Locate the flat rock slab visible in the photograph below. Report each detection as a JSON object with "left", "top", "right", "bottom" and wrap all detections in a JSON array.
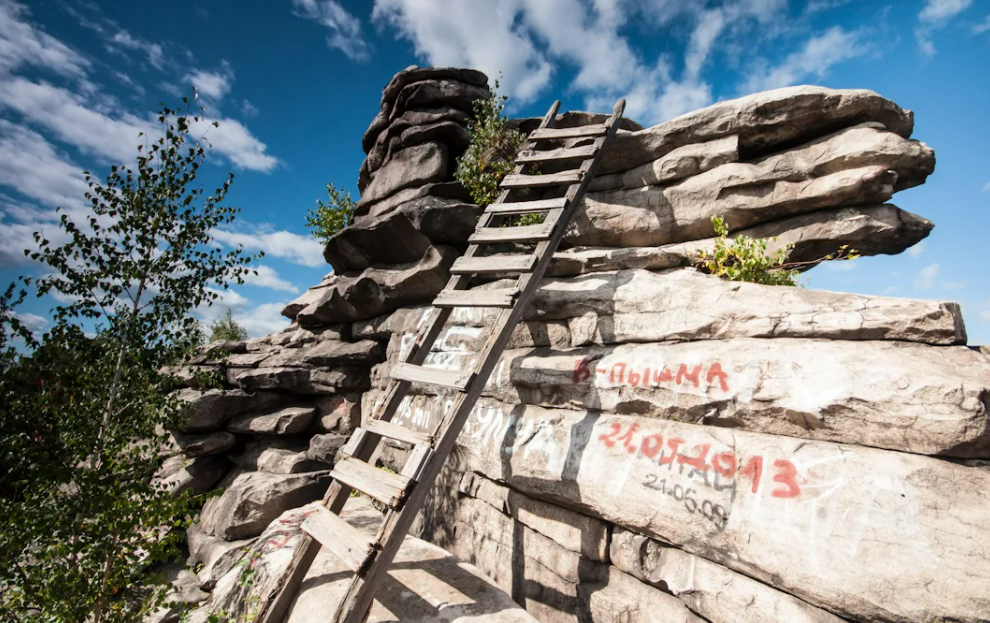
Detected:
[{"left": 454, "top": 401, "right": 990, "bottom": 623}]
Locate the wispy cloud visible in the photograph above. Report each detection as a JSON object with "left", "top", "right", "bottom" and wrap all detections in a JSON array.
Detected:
[
  {"left": 0, "top": 0, "right": 90, "bottom": 77},
  {"left": 108, "top": 29, "right": 165, "bottom": 69},
  {"left": 741, "top": 26, "right": 868, "bottom": 93},
  {"left": 212, "top": 227, "right": 325, "bottom": 268},
  {"left": 982, "top": 179, "right": 990, "bottom": 192},
  {"left": 242, "top": 265, "right": 301, "bottom": 293},
  {"left": 974, "top": 13, "right": 990, "bottom": 34},
  {"left": 187, "top": 62, "right": 234, "bottom": 106},
  {"left": 907, "top": 240, "right": 927, "bottom": 258},
  {"left": 916, "top": 0, "right": 974, "bottom": 55},
  {"left": 914, "top": 262, "right": 941, "bottom": 290},
  {"left": 293, "top": 0, "right": 370, "bottom": 62}
]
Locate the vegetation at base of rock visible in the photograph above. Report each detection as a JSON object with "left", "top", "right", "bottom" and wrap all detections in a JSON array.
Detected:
[
  {"left": 0, "top": 99, "right": 260, "bottom": 623},
  {"left": 697, "top": 216, "right": 800, "bottom": 286},
  {"left": 454, "top": 78, "right": 525, "bottom": 208},
  {"left": 305, "top": 182, "right": 355, "bottom": 244},
  {"left": 209, "top": 309, "right": 249, "bottom": 342},
  {"left": 697, "top": 216, "right": 859, "bottom": 286}
]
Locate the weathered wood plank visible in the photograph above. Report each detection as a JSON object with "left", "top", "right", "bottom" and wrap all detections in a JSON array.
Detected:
[
  {"left": 301, "top": 506, "right": 376, "bottom": 573},
  {"left": 501, "top": 171, "right": 583, "bottom": 188},
  {"left": 469, "top": 223, "right": 553, "bottom": 243},
  {"left": 529, "top": 124, "right": 607, "bottom": 140},
  {"left": 485, "top": 197, "right": 568, "bottom": 214},
  {"left": 433, "top": 288, "right": 519, "bottom": 308},
  {"left": 450, "top": 254, "right": 537, "bottom": 275},
  {"left": 330, "top": 457, "right": 412, "bottom": 509},
  {"left": 516, "top": 145, "right": 597, "bottom": 163},
  {"left": 389, "top": 362, "right": 474, "bottom": 391},
  {"left": 362, "top": 419, "right": 432, "bottom": 446}
]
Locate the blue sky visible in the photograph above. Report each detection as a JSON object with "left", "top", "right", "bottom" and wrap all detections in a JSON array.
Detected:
[{"left": 1, "top": 0, "right": 989, "bottom": 342}]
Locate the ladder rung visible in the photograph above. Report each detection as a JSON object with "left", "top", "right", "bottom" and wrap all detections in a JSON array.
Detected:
[
  {"left": 433, "top": 287, "right": 519, "bottom": 308},
  {"left": 390, "top": 362, "right": 475, "bottom": 390},
  {"left": 451, "top": 254, "right": 536, "bottom": 275},
  {"left": 331, "top": 457, "right": 412, "bottom": 509},
  {"left": 362, "top": 419, "right": 432, "bottom": 446},
  {"left": 469, "top": 223, "right": 553, "bottom": 243},
  {"left": 516, "top": 145, "right": 597, "bottom": 163},
  {"left": 301, "top": 506, "right": 377, "bottom": 573},
  {"left": 529, "top": 125, "right": 607, "bottom": 140},
  {"left": 501, "top": 171, "right": 582, "bottom": 188},
  {"left": 485, "top": 197, "right": 567, "bottom": 215}
]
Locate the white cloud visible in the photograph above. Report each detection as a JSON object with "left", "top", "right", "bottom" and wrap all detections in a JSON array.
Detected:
[
  {"left": 294, "top": 0, "right": 371, "bottom": 62},
  {"left": 109, "top": 29, "right": 165, "bottom": 69},
  {"left": 187, "top": 62, "right": 234, "bottom": 105},
  {"left": 14, "top": 311, "right": 47, "bottom": 332},
  {"left": 907, "top": 240, "right": 927, "bottom": 258},
  {"left": 0, "top": 121, "right": 87, "bottom": 209},
  {"left": 916, "top": 0, "right": 974, "bottom": 55},
  {"left": 981, "top": 179, "right": 990, "bottom": 191},
  {"left": 742, "top": 26, "right": 867, "bottom": 93},
  {"left": 0, "top": 77, "right": 277, "bottom": 172},
  {"left": 242, "top": 265, "right": 301, "bottom": 293},
  {"left": 974, "top": 14, "right": 990, "bottom": 34},
  {"left": 197, "top": 292, "right": 290, "bottom": 338},
  {"left": 914, "top": 263, "right": 940, "bottom": 290},
  {"left": 0, "top": 0, "right": 90, "bottom": 78},
  {"left": 212, "top": 228, "right": 325, "bottom": 268}
]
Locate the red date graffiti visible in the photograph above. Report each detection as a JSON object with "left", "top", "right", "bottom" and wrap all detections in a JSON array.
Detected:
[
  {"left": 598, "top": 423, "right": 801, "bottom": 498},
  {"left": 574, "top": 359, "right": 730, "bottom": 392}
]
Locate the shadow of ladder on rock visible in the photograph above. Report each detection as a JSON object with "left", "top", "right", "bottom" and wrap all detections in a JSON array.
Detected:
[{"left": 258, "top": 97, "right": 628, "bottom": 623}]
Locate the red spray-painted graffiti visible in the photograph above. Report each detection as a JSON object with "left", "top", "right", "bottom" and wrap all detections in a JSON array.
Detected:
[
  {"left": 574, "top": 359, "right": 730, "bottom": 392},
  {"left": 598, "top": 422, "right": 801, "bottom": 499}
]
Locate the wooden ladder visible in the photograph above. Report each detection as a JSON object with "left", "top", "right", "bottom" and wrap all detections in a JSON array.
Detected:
[{"left": 258, "top": 97, "right": 626, "bottom": 623}]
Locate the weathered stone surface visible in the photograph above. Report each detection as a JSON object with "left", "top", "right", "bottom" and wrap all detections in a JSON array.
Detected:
[
  {"left": 585, "top": 567, "right": 706, "bottom": 623},
  {"left": 362, "top": 109, "right": 389, "bottom": 154},
  {"left": 171, "top": 430, "right": 238, "bottom": 457},
  {"left": 226, "top": 366, "right": 369, "bottom": 394},
  {"left": 359, "top": 142, "right": 449, "bottom": 207},
  {"left": 176, "top": 388, "right": 283, "bottom": 432},
  {"left": 365, "top": 107, "right": 470, "bottom": 173},
  {"left": 200, "top": 470, "right": 330, "bottom": 540},
  {"left": 281, "top": 274, "right": 335, "bottom": 320},
  {"left": 361, "top": 194, "right": 483, "bottom": 246},
  {"left": 313, "top": 393, "right": 361, "bottom": 433},
  {"left": 353, "top": 181, "right": 471, "bottom": 221},
  {"left": 223, "top": 352, "right": 271, "bottom": 367},
  {"left": 231, "top": 440, "right": 330, "bottom": 474},
  {"left": 527, "top": 268, "right": 966, "bottom": 346},
  {"left": 306, "top": 433, "right": 346, "bottom": 463},
  {"left": 610, "top": 528, "right": 846, "bottom": 623},
  {"left": 455, "top": 403, "right": 990, "bottom": 623},
  {"left": 380, "top": 120, "right": 469, "bottom": 171},
  {"left": 186, "top": 522, "right": 254, "bottom": 590},
  {"left": 295, "top": 245, "right": 456, "bottom": 325},
  {"left": 459, "top": 471, "right": 609, "bottom": 561},
  {"left": 548, "top": 245, "right": 684, "bottom": 277},
  {"left": 589, "top": 135, "right": 739, "bottom": 192},
  {"left": 323, "top": 212, "right": 433, "bottom": 272},
  {"left": 227, "top": 406, "right": 316, "bottom": 435},
  {"left": 156, "top": 455, "right": 230, "bottom": 496},
  {"left": 571, "top": 125, "right": 933, "bottom": 247},
  {"left": 188, "top": 497, "right": 538, "bottom": 623},
  {"left": 380, "top": 66, "right": 489, "bottom": 110},
  {"left": 390, "top": 79, "right": 490, "bottom": 120},
  {"left": 264, "top": 339, "right": 383, "bottom": 368},
  {"left": 464, "top": 338, "right": 990, "bottom": 457},
  {"left": 599, "top": 86, "right": 914, "bottom": 175}
]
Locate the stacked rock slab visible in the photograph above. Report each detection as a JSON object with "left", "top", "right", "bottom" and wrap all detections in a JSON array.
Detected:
[{"left": 171, "top": 68, "right": 990, "bottom": 623}]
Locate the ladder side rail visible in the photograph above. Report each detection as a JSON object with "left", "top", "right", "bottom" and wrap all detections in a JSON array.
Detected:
[
  {"left": 332, "top": 98, "right": 626, "bottom": 623},
  {"left": 256, "top": 99, "right": 563, "bottom": 623}
]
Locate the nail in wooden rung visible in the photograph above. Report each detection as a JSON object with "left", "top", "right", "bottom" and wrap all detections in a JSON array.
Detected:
[
  {"left": 301, "top": 506, "right": 377, "bottom": 573},
  {"left": 433, "top": 288, "right": 518, "bottom": 309},
  {"left": 330, "top": 457, "right": 412, "bottom": 510},
  {"left": 516, "top": 145, "right": 597, "bottom": 163},
  {"left": 469, "top": 223, "right": 553, "bottom": 243},
  {"left": 362, "top": 419, "right": 432, "bottom": 447},
  {"left": 529, "top": 125, "right": 607, "bottom": 140},
  {"left": 450, "top": 254, "right": 536, "bottom": 275},
  {"left": 390, "top": 362, "right": 474, "bottom": 391},
  {"left": 485, "top": 197, "right": 567, "bottom": 215}
]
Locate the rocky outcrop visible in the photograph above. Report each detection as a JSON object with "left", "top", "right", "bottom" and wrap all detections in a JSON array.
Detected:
[{"left": 165, "top": 70, "right": 990, "bottom": 623}]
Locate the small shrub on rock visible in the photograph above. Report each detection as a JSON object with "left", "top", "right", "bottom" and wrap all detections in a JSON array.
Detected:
[
  {"left": 305, "top": 182, "right": 355, "bottom": 244},
  {"left": 455, "top": 79, "right": 525, "bottom": 208}
]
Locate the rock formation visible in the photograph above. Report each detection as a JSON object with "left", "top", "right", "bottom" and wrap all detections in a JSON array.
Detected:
[{"left": 163, "top": 67, "right": 990, "bottom": 623}]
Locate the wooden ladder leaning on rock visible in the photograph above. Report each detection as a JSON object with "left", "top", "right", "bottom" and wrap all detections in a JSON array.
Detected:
[{"left": 258, "top": 97, "right": 627, "bottom": 623}]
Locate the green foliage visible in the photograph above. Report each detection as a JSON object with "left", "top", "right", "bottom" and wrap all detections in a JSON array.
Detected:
[
  {"left": 697, "top": 216, "right": 799, "bottom": 286},
  {"left": 455, "top": 79, "right": 526, "bottom": 207},
  {"left": 696, "top": 216, "right": 859, "bottom": 286},
  {"left": 208, "top": 309, "right": 248, "bottom": 343},
  {"left": 305, "top": 182, "right": 355, "bottom": 244},
  {"left": 0, "top": 98, "right": 259, "bottom": 623}
]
